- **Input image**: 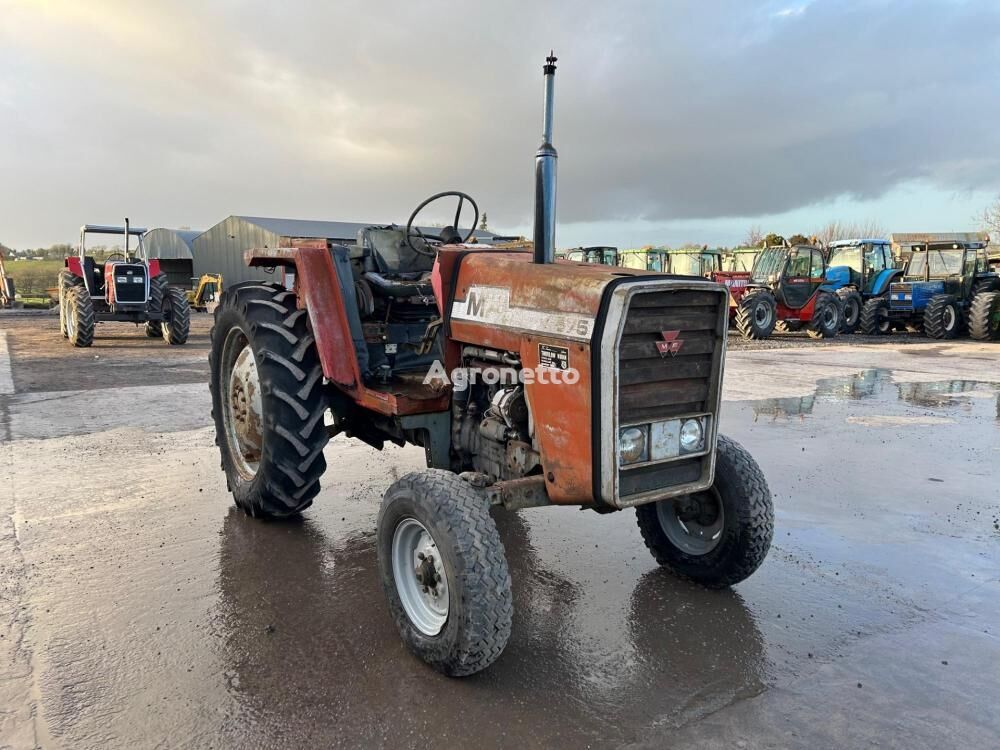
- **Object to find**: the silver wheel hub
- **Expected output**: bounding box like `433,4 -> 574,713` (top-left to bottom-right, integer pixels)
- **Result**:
392,518 -> 449,636
222,329 -> 262,481
657,490 -> 724,556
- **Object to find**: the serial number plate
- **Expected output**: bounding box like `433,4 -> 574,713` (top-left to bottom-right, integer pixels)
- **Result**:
538,344 -> 570,370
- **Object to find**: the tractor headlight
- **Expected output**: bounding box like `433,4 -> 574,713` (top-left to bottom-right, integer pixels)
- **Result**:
619,426 -> 648,465
679,418 -> 705,453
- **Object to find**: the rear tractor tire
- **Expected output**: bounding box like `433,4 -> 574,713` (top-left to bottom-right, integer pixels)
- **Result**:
859,297 -> 891,335
836,288 -> 863,334
58,270 -> 83,339
923,294 -> 961,340
209,282 -> 330,518
377,470 -> 513,676
735,289 -> 777,340
806,291 -> 842,339
969,291 -> 1000,341
65,285 -> 95,348
161,287 -> 190,345
636,435 -> 773,588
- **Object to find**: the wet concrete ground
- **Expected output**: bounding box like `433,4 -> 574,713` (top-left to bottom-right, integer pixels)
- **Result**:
0,313 -> 998,748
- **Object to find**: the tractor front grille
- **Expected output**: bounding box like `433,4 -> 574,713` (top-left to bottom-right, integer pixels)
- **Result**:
614,287 -> 726,504
889,282 -> 913,310
112,264 -> 148,304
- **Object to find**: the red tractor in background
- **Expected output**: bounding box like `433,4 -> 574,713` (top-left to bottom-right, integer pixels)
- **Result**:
734,241 -> 843,339
59,221 -> 190,347
710,247 -> 759,319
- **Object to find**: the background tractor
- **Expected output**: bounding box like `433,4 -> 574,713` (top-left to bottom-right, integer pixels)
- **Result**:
734,241 -> 842,339
562,246 -> 619,265
58,220 -> 191,347
822,239 -> 901,333
712,247 -> 760,319
209,55 -> 773,677
867,238 -> 999,340
187,273 -> 223,312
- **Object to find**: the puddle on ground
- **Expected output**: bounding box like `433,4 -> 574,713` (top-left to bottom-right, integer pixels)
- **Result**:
748,368 -> 1000,423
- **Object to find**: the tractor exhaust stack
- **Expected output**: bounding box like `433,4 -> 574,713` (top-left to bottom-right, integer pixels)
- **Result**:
533,52 -> 558,264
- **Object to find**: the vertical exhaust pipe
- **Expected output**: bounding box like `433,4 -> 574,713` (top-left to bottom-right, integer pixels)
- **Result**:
533,52 -> 558,264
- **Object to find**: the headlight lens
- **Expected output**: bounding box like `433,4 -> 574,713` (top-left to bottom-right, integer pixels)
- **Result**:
679,418 -> 704,452
619,426 -> 647,465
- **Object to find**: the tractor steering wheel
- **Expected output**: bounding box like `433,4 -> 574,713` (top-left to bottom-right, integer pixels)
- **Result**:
405,191 -> 479,256
103,252 -> 127,263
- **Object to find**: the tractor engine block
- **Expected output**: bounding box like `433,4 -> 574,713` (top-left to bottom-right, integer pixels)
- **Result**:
451,347 -> 540,482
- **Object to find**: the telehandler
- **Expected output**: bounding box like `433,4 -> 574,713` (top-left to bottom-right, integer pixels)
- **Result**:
209,55 -> 774,676
187,273 -> 223,312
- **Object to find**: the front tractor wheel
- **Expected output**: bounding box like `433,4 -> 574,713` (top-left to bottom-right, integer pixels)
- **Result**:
836,288 -> 863,334
65,286 -> 95,347
735,289 -> 777,340
923,294 -> 961,340
161,287 -> 191,345
968,291 -> 1000,341
377,470 -> 513,676
209,282 -> 330,518
806,291 -> 842,339
859,297 -> 891,335
636,435 -> 773,588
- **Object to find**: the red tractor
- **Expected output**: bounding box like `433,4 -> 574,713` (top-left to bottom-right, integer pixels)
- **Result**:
59,221 -> 190,347
209,55 -> 773,676
734,242 -> 843,339
710,247 -> 759,319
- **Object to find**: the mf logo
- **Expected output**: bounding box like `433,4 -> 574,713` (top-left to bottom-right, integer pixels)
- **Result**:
656,330 -> 684,357
465,288 -> 505,319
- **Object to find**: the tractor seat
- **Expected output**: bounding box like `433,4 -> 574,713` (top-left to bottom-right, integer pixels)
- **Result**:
360,226 -> 437,276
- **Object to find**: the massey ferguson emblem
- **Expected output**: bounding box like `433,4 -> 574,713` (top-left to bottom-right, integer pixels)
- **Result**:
656,330 -> 683,357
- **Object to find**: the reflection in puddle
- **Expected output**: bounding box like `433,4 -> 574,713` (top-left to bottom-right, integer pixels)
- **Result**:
752,368 -> 1000,422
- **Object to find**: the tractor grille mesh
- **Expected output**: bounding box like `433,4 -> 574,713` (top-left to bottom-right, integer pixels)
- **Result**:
616,288 -> 725,500
889,282 -> 913,310
113,264 -> 147,303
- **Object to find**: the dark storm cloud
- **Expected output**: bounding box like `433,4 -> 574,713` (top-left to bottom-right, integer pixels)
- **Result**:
1,0 -> 998,246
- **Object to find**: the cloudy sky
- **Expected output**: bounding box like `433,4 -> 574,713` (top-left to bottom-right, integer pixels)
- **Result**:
2,0 -> 999,250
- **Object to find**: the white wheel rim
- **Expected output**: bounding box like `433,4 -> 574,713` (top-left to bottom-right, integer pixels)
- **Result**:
222,327 -> 262,481
943,306 -> 956,331
392,518 -> 449,636
67,302 -> 77,339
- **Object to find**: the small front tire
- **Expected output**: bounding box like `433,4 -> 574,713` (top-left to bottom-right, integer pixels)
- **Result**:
923,294 -> 961,340
161,287 -> 191,345
836,288 -> 863,334
636,435 -> 773,588
968,291 -> 1000,341
377,470 -> 513,676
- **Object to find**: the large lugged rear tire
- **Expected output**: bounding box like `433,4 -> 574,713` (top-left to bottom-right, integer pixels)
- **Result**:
923,294 -> 961,339
969,291 -> 1000,341
806,291 -> 842,339
836,288 -> 863,334
146,275 -> 167,337
65,285 -> 95,347
735,289 -> 777,340
377,470 -> 513,676
636,435 -> 773,588
161,286 -> 190,345
859,296 -> 891,335
209,282 -> 329,518
58,270 -> 84,338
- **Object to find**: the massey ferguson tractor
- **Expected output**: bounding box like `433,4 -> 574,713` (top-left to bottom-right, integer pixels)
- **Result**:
734,240 -> 843,339
209,55 -> 774,676
58,221 -> 190,347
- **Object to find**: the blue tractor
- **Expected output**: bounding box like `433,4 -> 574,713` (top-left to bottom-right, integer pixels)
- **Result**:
822,239 -> 902,334
862,238 -> 1000,339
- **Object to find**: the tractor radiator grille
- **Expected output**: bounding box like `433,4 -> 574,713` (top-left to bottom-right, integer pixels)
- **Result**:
889,282 -> 913,310
618,290 -> 721,423
616,287 -> 726,501
112,264 -> 148,304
